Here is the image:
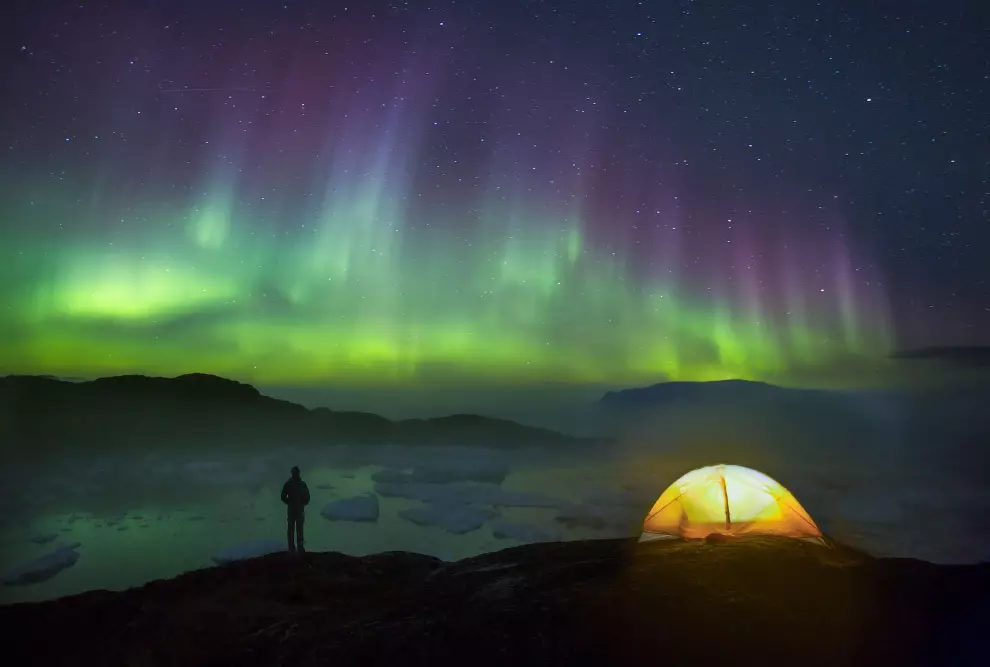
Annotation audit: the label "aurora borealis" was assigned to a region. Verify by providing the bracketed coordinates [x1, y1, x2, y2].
[1, 1, 987, 391]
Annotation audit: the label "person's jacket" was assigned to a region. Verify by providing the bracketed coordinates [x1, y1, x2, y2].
[281, 477, 311, 513]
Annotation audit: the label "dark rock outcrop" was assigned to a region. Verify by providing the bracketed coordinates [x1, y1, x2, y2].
[1, 537, 987, 666]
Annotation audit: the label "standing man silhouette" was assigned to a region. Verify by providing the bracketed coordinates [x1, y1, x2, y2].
[280, 466, 310, 554]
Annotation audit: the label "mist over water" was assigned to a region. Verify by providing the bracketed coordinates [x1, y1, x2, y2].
[1, 384, 988, 606]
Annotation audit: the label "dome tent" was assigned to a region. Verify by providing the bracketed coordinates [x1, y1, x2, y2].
[639, 464, 822, 542]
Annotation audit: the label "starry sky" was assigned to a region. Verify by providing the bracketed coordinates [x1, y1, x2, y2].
[0, 0, 987, 392]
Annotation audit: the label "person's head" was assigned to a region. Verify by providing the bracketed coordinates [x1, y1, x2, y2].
[291, 466, 301, 479]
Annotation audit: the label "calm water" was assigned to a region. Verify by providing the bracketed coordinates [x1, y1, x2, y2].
[2, 440, 988, 606]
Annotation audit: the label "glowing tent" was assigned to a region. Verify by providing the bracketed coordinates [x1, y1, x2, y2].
[639, 464, 822, 542]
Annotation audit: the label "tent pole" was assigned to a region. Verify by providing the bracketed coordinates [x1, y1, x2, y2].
[720, 474, 731, 529]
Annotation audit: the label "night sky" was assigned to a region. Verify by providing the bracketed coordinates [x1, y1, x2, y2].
[1, 0, 986, 390]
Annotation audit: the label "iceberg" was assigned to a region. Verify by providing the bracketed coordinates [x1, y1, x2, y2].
[372, 464, 508, 485]
[3, 543, 82, 586]
[399, 504, 498, 534]
[320, 494, 380, 522]
[374, 482, 566, 509]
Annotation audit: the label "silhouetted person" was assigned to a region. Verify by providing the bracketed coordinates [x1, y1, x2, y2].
[280, 466, 310, 554]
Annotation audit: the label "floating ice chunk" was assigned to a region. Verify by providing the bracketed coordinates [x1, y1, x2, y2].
[29, 533, 58, 545]
[3, 544, 81, 586]
[374, 482, 567, 509]
[372, 465, 508, 485]
[399, 504, 497, 534]
[210, 539, 286, 565]
[376, 482, 449, 500]
[320, 493, 380, 522]
[491, 519, 560, 544]
[411, 465, 508, 485]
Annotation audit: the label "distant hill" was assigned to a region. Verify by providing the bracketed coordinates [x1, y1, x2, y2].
[0, 374, 592, 460]
[592, 378, 912, 471]
[892, 346, 990, 367]
[594, 377, 990, 482]
[598, 379, 809, 410]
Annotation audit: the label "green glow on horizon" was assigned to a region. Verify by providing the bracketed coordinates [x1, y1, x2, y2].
[0, 179, 894, 389]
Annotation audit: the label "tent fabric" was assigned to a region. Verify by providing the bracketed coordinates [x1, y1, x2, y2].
[639, 464, 822, 542]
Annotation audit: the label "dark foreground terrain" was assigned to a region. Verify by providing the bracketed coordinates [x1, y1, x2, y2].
[2, 537, 988, 667]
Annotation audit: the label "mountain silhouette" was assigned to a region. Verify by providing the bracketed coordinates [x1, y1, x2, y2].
[0, 373, 594, 461]
[598, 379, 826, 410]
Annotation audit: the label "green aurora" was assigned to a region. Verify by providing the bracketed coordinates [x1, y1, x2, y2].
[0, 178, 894, 389]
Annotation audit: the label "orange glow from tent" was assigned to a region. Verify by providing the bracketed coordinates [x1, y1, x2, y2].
[640, 464, 821, 542]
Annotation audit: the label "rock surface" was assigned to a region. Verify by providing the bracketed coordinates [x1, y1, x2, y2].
[1, 536, 987, 666]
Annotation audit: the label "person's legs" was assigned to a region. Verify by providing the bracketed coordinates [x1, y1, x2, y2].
[286, 512, 296, 553]
[296, 514, 305, 553]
